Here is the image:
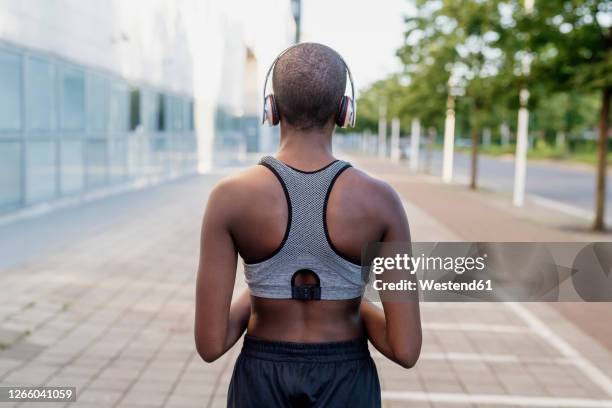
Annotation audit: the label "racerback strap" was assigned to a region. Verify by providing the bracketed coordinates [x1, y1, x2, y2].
[243, 155, 364, 301]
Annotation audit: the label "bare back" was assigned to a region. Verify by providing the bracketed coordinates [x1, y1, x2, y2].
[223, 159, 396, 342]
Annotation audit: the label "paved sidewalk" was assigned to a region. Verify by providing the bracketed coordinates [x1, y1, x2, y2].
[351, 155, 612, 408]
[0, 157, 611, 407]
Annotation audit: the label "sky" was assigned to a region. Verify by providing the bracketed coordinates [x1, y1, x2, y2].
[301, 0, 416, 94]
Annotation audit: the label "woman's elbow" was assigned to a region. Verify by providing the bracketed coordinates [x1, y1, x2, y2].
[392, 337, 422, 369]
[197, 347, 222, 363]
[393, 349, 420, 369]
[195, 335, 224, 363]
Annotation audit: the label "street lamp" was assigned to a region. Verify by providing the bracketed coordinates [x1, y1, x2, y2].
[513, 0, 534, 206]
[513, 88, 530, 206]
[442, 77, 464, 183]
[291, 0, 301, 43]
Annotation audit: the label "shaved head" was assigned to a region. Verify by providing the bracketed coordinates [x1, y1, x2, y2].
[272, 43, 347, 130]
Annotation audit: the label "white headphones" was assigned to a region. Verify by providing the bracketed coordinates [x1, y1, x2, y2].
[262, 43, 357, 128]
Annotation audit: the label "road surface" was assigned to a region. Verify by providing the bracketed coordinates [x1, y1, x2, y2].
[422, 150, 612, 222]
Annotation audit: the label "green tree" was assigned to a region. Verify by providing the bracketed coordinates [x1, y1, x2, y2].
[398, 0, 513, 189]
[532, 91, 599, 152]
[516, 0, 612, 229]
[355, 75, 408, 133]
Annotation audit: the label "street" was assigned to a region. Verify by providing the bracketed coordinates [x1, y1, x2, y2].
[423, 150, 612, 222]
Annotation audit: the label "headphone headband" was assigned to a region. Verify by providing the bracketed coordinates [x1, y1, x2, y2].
[262, 43, 357, 127]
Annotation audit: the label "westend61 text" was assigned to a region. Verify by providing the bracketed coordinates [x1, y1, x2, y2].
[373, 279, 493, 292]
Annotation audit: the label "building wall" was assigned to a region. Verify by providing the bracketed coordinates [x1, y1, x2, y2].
[0, 0, 296, 215]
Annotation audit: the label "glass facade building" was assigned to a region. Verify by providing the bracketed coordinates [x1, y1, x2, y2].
[0, 45, 196, 214]
[0, 0, 298, 217]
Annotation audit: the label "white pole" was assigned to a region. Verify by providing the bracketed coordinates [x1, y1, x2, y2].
[513, 0, 534, 207]
[372, 132, 377, 154]
[378, 116, 387, 158]
[513, 89, 530, 206]
[442, 95, 455, 183]
[483, 128, 492, 148]
[501, 122, 510, 147]
[556, 131, 566, 149]
[391, 118, 401, 162]
[361, 131, 368, 153]
[410, 118, 421, 172]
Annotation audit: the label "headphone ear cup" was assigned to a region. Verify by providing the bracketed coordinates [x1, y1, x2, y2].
[345, 96, 355, 127]
[264, 95, 280, 126]
[263, 95, 271, 125]
[270, 95, 280, 125]
[336, 96, 349, 127]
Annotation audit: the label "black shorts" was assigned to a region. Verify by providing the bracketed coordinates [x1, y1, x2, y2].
[227, 335, 381, 408]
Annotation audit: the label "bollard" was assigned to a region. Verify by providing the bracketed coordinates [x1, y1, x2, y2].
[410, 119, 420, 172]
[513, 89, 530, 207]
[483, 128, 491, 148]
[501, 123, 510, 147]
[378, 117, 387, 158]
[391, 118, 401, 162]
[442, 96, 455, 183]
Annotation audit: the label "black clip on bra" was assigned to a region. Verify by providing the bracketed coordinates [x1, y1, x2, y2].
[291, 269, 321, 300]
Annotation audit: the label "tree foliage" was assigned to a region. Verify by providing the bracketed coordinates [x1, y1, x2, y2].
[356, 0, 609, 145]
[355, 0, 611, 227]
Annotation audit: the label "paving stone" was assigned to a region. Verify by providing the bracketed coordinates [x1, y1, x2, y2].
[0, 341, 45, 361]
[165, 394, 208, 408]
[76, 389, 123, 405]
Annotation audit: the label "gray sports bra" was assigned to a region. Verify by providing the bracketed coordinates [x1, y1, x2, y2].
[243, 156, 367, 300]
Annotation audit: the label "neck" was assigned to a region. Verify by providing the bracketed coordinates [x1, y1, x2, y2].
[276, 124, 335, 169]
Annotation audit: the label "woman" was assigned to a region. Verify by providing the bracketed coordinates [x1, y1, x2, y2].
[195, 43, 421, 408]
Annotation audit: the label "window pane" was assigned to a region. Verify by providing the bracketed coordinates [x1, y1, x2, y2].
[0, 141, 22, 209]
[88, 74, 107, 132]
[188, 100, 195, 131]
[26, 140, 57, 203]
[147, 135, 166, 176]
[244, 116, 259, 152]
[0, 50, 22, 131]
[129, 89, 141, 131]
[26, 57, 55, 130]
[141, 89, 160, 131]
[157, 94, 165, 131]
[169, 96, 184, 131]
[61, 67, 85, 130]
[141, 90, 152, 130]
[109, 82, 128, 132]
[60, 140, 83, 194]
[109, 138, 127, 182]
[127, 136, 144, 177]
[85, 139, 107, 187]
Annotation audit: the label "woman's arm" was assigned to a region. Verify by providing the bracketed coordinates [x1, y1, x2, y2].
[360, 300, 421, 368]
[222, 289, 251, 354]
[360, 183, 422, 368]
[194, 180, 250, 362]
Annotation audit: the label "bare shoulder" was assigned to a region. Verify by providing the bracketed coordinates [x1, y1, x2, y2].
[338, 166, 405, 216]
[336, 165, 409, 240]
[210, 165, 273, 196]
[205, 164, 281, 218]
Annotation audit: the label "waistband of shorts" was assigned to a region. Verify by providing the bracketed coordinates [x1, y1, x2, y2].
[240, 335, 371, 363]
